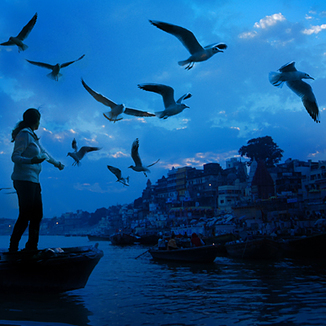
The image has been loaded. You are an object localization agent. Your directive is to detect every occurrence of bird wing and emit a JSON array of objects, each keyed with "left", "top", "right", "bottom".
[
  {"left": 204, "top": 43, "right": 227, "bottom": 50},
  {"left": 149, "top": 20, "right": 203, "bottom": 54},
  {"left": 78, "top": 146, "right": 101, "bottom": 159},
  {"left": 147, "top": 158, "right": 160, "bottom": 168},
  {"left": 124, "top": 108, "right": 155, "bottom": 117},
  {"left": 279, "top": 61, "right": 296, "bottom": 73},
  {"left": 176, "top": 92, "right": 192, "bottom": 103},
  {"left": 107, "top": 165, "right": 122, "bottom": 179},
  {"left": 131, "top": 138, "right": 142, "bottom": 167},
  {"left": 61, "top": 54, "right": 85, "bottom": 68},
  {"left": 26, "top": 59, "right": 55, "bottom": 70},
  {"left": 0, "top": 40, "right": 15, "bottom": 46},
  {"left": 16, "top": 13, "right": 37, "bottom": 40},
  {"left": 81, "top": 79, "right": 117, "bottom": 108},
  {"left": 286, "top": 80, "right": 320, "bottom": 122},
  {"left": 138, "top": 83, "right": 175, "bottom": 108},
  {"left": 72, "top": 138, "right": 78, "bottom": 151}
]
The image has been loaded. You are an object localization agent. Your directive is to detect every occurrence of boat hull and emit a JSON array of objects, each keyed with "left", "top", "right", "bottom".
[
  {"left": 225, "top": 238, "right": 281, "bottom": 259},
  {"left": 149, "top": 245, "right": 220, "bottom": 263},
  {"left": 280, "top": 233, "right": 326, "bottom": 258},
  {"left": 110, "top": 233, "right": 138, "bottom": 245},
  {"left": 0, "top": 244, "right": 104, "bottom": 292}
]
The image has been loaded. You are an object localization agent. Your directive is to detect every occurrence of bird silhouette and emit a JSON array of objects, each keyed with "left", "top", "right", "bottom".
[
  {"left": 107, "top": 165, "right": 130, "bottom": 186},
  {"left": 26, "top": 54, "right": 85, "bottom": 81},
  {"left": 138, "top": 83, "right": 191, "bottom": 119},
  {"left": 269, "top": 61, "right": 320, "bottom": 123},
  {"left": 0, "top": 13, "right": 37, "bottom": 52},
  {"left": 128, "top": 138, "right": 159, "bottom": 177},
  {"left": 67, "top": 138, "right": 101, "bottom": 166},
  {"left": 149, "top": 20, "right": 227, "bottom": 70},
  {"left": 81, "top": 79, "right": 155, "bottom": 122}
]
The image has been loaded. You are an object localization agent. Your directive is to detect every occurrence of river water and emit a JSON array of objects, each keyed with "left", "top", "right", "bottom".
[{"left": 0, "top": 235, "right": 325, "bottom": 326}]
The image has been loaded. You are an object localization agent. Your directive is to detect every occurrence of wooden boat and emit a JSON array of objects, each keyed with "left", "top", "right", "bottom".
[
  {"left": 0, "top": 244, "right": 103, "bottom": 292},
  {"left": 110, "top": 232, "right": 139, "bottom": 245},
  {"left": 280, "top": 233, "right": 326, "bottom": 258},
  {"left": 225, "top": 237, "right": 281, "bottom": 259},
  {"left": 149, "top": 244, "right": 221, "bottom": 263}
]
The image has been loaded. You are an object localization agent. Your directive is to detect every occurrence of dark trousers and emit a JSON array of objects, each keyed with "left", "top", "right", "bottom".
[{"left": 9, "top": 180, "right": 43, "bottom": 251}]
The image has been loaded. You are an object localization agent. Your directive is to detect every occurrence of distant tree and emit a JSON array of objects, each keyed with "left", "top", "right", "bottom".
[{"left": 238, "top": 136, "right": 283, "bottom": 167}]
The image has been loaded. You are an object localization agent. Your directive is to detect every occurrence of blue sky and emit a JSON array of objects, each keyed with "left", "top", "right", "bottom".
[{"left": 0, "top": 0, "right": 325, "bottom": 219}]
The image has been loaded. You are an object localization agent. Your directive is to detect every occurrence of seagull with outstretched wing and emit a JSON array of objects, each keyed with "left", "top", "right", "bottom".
[
  {"left": 138, "top": 83, "right": 191, "bottom": 119},
  {"left": 67, "top": 138, "right": 101, "bottom": 166},
  {"left": 269, "top": 61, "right": 320, "bottom": 123},
  {"left": 107, "top": 165, "right": 130, "bottom": 186},
  {"left": 128, "top": 138, "right": 159, "bottom": 177},
  {"left": 1, "top": 13, "right": 37, "bottom": 52},
  {"left": 149, "top": 20, "right": 227, "bottom": 70},
  {"left": 26, "top": 54, "right": 85, "bottom": 81},
  {"left": 81, "top": 79, "right": 155, "bottom": 122}
]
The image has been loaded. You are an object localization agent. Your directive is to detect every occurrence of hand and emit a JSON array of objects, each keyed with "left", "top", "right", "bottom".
[{"left": 31, "top": 156, "right": 46, "bottom": 164}]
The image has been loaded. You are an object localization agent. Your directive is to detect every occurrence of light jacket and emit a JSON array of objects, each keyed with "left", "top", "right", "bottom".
[{"left": 11, "top": 128, "right": 60, "bottom": 183}]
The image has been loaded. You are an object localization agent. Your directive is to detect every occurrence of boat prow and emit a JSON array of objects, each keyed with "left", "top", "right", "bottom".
[{"left": 0, "top": 244, "right": 104, "bottom": 293}]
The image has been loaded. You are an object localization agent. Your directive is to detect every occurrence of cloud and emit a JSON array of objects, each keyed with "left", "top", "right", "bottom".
[
  {"left": 254, "top": 13, "right": 286, "bottom": 29},
  {"left": 0, "top": 77, "right": 35, "bottom": 102},
  {"left": 239, "top": 13, "right": 290, "bottom": 41},
  {"left": 303, "top": 24, "right": 326, "bottom": 35}
]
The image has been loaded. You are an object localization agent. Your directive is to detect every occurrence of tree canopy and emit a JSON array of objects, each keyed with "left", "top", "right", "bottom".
[{"left": 238, "top": 136, "right": 284, "bottom": 167}]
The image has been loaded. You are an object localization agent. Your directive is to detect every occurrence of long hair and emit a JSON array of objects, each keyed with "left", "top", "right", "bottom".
[{"left": 11, "top": 108, "right": 41, "bottom": 142}]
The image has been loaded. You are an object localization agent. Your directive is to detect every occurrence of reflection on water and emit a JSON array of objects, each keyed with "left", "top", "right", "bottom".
[
  {"left": 0, "top": 236, "right": 325, "bottom": 326},
  {"left": 0, "top": 292, "right": 91, "bottom": 325}
]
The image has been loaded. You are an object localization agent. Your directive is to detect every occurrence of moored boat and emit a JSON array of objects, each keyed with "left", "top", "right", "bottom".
[
  {"left": 110, "top": 232, "right": 139, "bottom": 245},
  {"left": 225, "top": 237, "right": 281, "bottom": 259},
  {"left": 280, "top": 232, "right": 326, "bottom": 258},
  {"left": 0, "top": 244, "right": 104, "bottom": 292},
  {"left": 149, "top": 244, "right": 221, "bottom": 263}
]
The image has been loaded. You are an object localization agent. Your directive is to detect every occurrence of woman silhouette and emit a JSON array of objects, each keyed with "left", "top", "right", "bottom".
[{"left": 9, "top": 108, "right": 64, "bottom": 252}]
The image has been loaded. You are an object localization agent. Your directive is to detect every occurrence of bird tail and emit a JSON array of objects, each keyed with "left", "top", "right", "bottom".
[
  {"left": 155, "top": 111, "right": 166, "bottom": 119},
  {"left": 103, "top": 112, "right": 123, "bottom": 122},
  {"left": 18, "top": 44, "right": 28, "bottom": 52},
  {"left": 178, "top": 59, "right": 189, "bottom": 67},
  {"left": 47, "top": 72, "right": 62, "bottom": 81},
  {"left": 268, "top": 72, "right": 284, "bottom": 87}
]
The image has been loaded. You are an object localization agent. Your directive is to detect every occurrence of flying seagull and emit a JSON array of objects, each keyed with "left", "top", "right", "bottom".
[
  {"left": 138, "top": 83, "right": 191, "bottom": 119},
  {"left": 26, "top": 54, "right": 85, "bottom": 81},
  {"left": 269, "top": 61, "right": 320, "bottom": 123},
  {"left": 149, "top": 20, "right": 227, "bottom": 70},
  {"left": 129, "top": 138, "right": 160, "bottom": 177},
  {"left": 0, "top": 13, "right": 37, "bottom": 52},
  {"left": 107, "top": 165, "right": 130, "bottom": 186},
  {"left": 67, "top": 138, "right": 101, "bottom": 166},
  {"left": 81, "top": 79, "right": 155, "bottom": 122}
]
